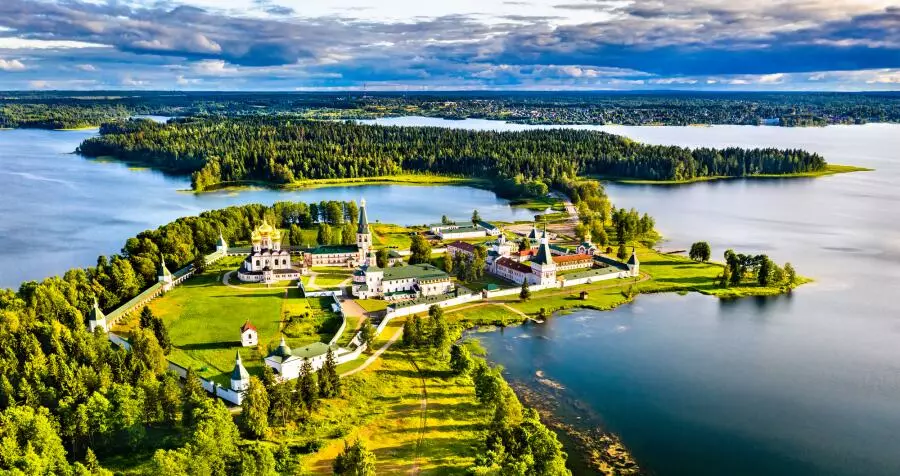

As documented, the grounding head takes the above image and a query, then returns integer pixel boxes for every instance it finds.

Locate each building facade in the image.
[352,256,454,301]
[238,220,299,283]
[264,337,333,380]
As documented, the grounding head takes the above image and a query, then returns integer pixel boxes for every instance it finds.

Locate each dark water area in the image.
[0,127,533,288]
[370,119,900,476]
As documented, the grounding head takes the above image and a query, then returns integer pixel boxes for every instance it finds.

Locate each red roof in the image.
[553,253,594,264]
[448,240,476,253]
[515,249,535,257]
[241,320,257,333]
[496,257,533,274]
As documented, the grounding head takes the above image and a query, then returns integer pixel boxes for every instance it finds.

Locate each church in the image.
[237,220,300,284]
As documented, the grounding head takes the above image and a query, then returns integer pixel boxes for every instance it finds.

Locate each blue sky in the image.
[1,0,898,90]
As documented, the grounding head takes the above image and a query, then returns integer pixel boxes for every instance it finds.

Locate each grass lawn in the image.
[372,223,416,249]
[311,266,354,288]
[354,299,389,314]
[117,258,342,386]
[299,346,487,474]
[281,290,343,345]
[336,315,363,347]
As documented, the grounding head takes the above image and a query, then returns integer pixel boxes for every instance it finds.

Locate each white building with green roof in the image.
[352,255,454,301]
[264,336,335,380]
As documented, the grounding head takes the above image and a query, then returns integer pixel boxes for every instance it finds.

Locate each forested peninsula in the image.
[77,117,829,191]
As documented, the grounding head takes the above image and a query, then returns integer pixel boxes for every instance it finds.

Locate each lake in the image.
[362,117,900,476]
[0,127,534,288]
[3,116,900,475]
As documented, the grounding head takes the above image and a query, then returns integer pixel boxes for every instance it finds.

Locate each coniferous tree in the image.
[318,347,341,398]
[296,359,318,411]
[520,280,531,301]
[240,377,270,439]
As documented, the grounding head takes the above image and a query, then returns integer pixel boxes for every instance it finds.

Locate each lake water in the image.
[4,116,900,475]
[0,127,533,288]
[361,117,900,476]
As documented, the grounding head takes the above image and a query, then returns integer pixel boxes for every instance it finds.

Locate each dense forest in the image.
[2,91,900,129]
[0,199,571,474]
[76,117,827,191]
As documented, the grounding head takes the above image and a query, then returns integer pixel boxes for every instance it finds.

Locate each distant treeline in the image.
[3,90,900,129]
[77,117,827,191]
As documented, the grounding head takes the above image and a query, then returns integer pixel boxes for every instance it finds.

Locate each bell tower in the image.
[356,198,372,257]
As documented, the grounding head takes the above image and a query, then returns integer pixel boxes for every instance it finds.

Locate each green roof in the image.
[627,250,639,265]
[309,245,359,255]
[231,351,250,381]
[561,267,622,280]
[292,342,332,359]
[382,263,449,282]
[477,221,497,230]
[357,201,370,234]
[532,240,553,265]
[438,225,482,234]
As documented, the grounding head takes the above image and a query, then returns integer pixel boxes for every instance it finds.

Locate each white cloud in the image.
[176,75,202,85]
[0,38,107,49]
[28,80,48,89]
[757,73,785,84]
[75,64,97,72]
[0,58,25,71]
[866,71,900,84]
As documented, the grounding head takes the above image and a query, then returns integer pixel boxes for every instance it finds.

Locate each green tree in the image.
[409,234,432,265]
[784,262,797,287]
[519,280,531,301]
[376,248,389,268]
[342,221,356,246]
[241,377,270,439]
[182,367,207,429]
[757,255,774,286]
[429,305,450,357]
[130,328,167,375]
[0,406,72,475]
[689,241,711,261]
[296,359,318,411]
[617,242,628,260]
[471,209,481,225]
[359,319,376,351]
[333,439,377,476]
[316,223,332,246]
[318,347,341,398]
[449,344,473,375]
[239,443,277,476]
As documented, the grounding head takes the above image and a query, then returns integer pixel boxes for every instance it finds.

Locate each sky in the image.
[0,0,898,91]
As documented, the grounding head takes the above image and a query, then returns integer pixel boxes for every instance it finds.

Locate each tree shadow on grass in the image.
[178,341,240,351]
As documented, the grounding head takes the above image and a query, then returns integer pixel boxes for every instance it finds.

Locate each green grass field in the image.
[117,258,340,385]
[301,345,487,474]
[371,223,417,249]
[354,299,389,313]
[310,266,354,288]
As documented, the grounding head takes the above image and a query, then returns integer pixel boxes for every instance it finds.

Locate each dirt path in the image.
[339,326,404,377]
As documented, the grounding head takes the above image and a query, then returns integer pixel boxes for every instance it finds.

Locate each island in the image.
[74,116,863,196]
[0,183,804,474]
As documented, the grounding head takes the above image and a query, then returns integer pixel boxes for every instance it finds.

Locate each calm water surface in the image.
[3,117,900,475]
[363,118,900,476]
[0,127,533,288]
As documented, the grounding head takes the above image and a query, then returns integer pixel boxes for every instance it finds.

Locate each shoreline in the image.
[592,164,872,185]
[445,245,808,473]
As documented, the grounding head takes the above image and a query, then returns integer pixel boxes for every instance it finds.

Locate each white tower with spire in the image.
[356,198,372,258]
[216,232,228,254]
[230,350,250,393]
[87,299,108,333]
[158,256,174,291]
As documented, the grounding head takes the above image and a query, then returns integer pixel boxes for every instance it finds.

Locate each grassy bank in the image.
[593,164,872,185]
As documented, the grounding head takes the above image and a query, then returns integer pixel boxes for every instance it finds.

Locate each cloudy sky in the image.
[1,0,898,90]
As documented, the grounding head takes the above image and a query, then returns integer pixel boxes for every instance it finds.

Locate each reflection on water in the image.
[0,127,534,287]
